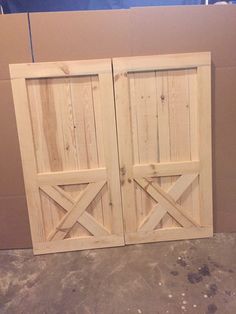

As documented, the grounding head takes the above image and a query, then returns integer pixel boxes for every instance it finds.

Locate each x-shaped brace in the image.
[136,173,200,231]
[40,181,109,241]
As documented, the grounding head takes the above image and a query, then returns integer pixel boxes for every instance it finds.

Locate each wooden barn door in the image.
[113,53,213,244]
[10,59,124,254]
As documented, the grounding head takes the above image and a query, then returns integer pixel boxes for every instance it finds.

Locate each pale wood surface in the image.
[10,53,212,253]
[37,168,107,185]
[10,59,111,79]
[113,52,211,73]
[114,52,212,245]
[10,59,124,254]
[135,178,198,228]
[11,78,45,244]
[139,173,198,231]
[133,161,199,178]
[34,234,124,255]
[198,65,213,226]
[125,227,213,245]
[114,72,137,232]
[156,70,173,227]
[48,181,106,241]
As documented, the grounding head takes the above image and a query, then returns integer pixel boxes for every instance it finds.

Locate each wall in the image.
[1,5,236,248]
[0,14,32,248]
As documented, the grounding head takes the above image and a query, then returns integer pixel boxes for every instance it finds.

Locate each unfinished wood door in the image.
[10,59,124,254]
[113,52,213,244]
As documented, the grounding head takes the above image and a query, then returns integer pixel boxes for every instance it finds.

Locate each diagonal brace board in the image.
[139,173,199,231]
[135,178,200,228]
[40,181,108,240]
[48,181,106,240]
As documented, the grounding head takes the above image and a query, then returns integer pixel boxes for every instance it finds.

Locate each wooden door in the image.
[10,59,124,254]
[113,52,213,244]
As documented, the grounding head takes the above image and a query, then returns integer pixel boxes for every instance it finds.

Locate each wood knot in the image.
[114,74,120,82]
[120,166,126,176]
[60,64,70,75]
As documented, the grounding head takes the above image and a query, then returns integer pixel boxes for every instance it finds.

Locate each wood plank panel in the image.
[37,168,107,185]
[11,78,45,243]
[69,75,103,236]
[168,70,191,227]
[91,76,110,230]
[34,234,124,255]
[99,72,124,235]
[114,72,137,232]
[198,65,213,227]
[181,69,200,222]
[113,52,211,73]
[128,72,158,225]
[114,52,212,245]
[10,59,124,254]
[126,227,213,245]
[10,59,111,79]
[129,73,143,229]
[156,70,173,227]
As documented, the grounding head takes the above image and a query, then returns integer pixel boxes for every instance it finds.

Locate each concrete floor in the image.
[0,234,236,314]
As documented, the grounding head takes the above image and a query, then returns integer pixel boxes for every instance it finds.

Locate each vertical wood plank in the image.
[156,71,174,227]
[28,78,77,236]
[129,73,145,225]
[168,70,191,162]
[131,72,158,224]
[188,69,200,223]
[198,65,213,227]
[99,71,124,235]
[27,79,50,172]
[91,76,110,231]
[11,78,45,243]
[128,73,143,229]
[55,78,78,171]
[70,76,99,237]
[50,78,84,236]
[168,70,192,226]
[114,71,137,233]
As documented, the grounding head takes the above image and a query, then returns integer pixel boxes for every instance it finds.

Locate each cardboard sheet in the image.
[0,14,32,79]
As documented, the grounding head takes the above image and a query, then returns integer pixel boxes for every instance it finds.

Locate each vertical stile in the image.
[114,70,137,233]
[198,65,213,228]
[11,78,45,244]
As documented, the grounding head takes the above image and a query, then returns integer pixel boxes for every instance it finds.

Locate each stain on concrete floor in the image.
[0,233,236,314]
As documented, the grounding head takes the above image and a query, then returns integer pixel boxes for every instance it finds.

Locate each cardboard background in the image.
[0,13,32,248]
[0,14,32,79]
[30,10,132,61]
[130,5,236,67]
[0,80,32,248]
[1,6,236,248]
